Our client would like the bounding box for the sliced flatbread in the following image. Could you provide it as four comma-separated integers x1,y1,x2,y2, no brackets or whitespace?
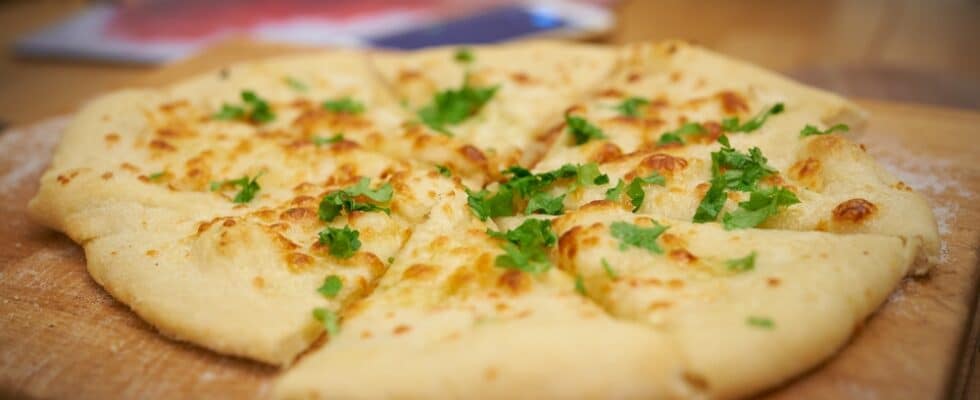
549,202,918,399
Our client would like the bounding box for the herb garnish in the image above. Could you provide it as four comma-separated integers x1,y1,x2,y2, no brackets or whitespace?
721,103,784,133
800,123,849,137
601,258,617,278
312,134,344,146
318,178,393,222
317,275,343,298
722,187,800,230
746,316,774,329
466,163,608,220
322,97,365,114
318,226,361,259
418,76,498,135
284,76,308,92
605,173,665,212
214,90,275,123
454,47,474,63
610,220,669,254
614,97,650,117
210,173,263,203
312,307,340,336
726,251,757,272
436,165,452,177
147,171,166,182
487,218,557,274
657,122,706,146
574,275,587,295
566,115,606,145
692,135,784,224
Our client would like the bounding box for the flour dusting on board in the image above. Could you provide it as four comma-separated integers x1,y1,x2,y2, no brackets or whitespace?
0,116,71,197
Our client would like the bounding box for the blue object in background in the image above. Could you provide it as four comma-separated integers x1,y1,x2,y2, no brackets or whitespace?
369,6,569,49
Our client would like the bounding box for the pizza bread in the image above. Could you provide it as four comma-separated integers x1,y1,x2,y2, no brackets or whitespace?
27,39,939,398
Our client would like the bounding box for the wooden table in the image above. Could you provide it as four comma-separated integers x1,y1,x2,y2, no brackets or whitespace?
0,1,978,399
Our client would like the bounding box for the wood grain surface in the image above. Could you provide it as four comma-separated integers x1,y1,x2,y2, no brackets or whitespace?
0,47,978,399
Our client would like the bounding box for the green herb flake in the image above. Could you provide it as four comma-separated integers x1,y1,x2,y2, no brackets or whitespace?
466,187,515,221
722,187,800,230
726,251,757,272
436,165,452,177
318,178,393,222
284,76,308,92
454,47,474,63
213,104,245,120
566,115,606,145
657,122,706,146
466,163,607,219
605,179,625,201
610,220,668,254
721,103,784,133
322,97,365,114
312,134,344,146
693,136,780,223
746,316,774,329
213,90,276,123
525,192,566,215
312,307,340,336
210,173,263,203
601,258,617,279
800,123,849,137
147,171,166,182
574,275,587,295
614,97,650,117
487,219,557,274
318,226,361,259
316,275,343,298
418,77,498,135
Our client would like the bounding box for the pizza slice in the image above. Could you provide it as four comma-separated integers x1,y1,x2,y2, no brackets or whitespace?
368,41,617,182
536,40,866,169
549,202,918,399
274,190,700,399
29,83,455,365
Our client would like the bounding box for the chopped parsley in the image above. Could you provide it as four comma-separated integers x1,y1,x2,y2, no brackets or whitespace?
601,258,617,279
436,165,452,177
726,251,757,272
657,122,706,146
318,178,393,222
318,226,361,259
610,220,668,254
418,76,498,135
574,275,587,295
322,97,365,114
312,134,344,146
614,97,650,117
213,90,275,124
466,163,608,220
566,115,606,145
800,123,849,137
210,173,263,203
605,173,665,212
722,187,800,230
721,103,784,133
312,307,340,336
487,218,557,274
147,171,166,182
317,275,343,298
746,316,774,329
692,135,778,223
454,47,474,63
284,76,308,92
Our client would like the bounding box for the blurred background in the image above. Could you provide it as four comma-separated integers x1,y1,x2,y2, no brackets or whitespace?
0,0,977,127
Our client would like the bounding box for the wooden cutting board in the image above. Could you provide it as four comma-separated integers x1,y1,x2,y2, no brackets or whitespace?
0,42,978,400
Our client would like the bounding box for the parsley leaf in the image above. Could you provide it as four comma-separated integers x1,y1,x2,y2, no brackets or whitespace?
721,103,784,133
466,187,515,221
322,97,365,114
418,77,498,135
312,307,340,336
210,173,263,203
610,220,668,254
601,258,617,279
454,47,474,63
693,136,778,223
284,76,308,92
605,179,625,200
318,226,361,259
147,171,166,182
574,275,587,295
525,192,565,215
746,316,774,329
657,122,705,146
692,175,728,223
213,104,245,120
614,97,650,117
800,123,849,137
214,90,276,123
566,115,606,145
722,187,800,230
436,165,452,177
605,173,665,212
726,251,757,272
312,134,344,146
317,275,343,298
318,178,393,222
487,218,557,274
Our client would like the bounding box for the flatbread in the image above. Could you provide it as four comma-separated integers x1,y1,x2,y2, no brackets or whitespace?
27,39,939,397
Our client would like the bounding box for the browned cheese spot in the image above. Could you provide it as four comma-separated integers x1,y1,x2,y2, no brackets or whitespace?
104,133,120,144
788,158,823,191
253,276,266,289
402,264,438,281
392,324,412,335
626,153,688,180
497,270,530,294
832,198,877,224
149,139,176,152
280,207,317,222
285,252,315,272
716,90,750,115
591,142,623,164
101,172,114,180
682,371,710,391
669,249,698,264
